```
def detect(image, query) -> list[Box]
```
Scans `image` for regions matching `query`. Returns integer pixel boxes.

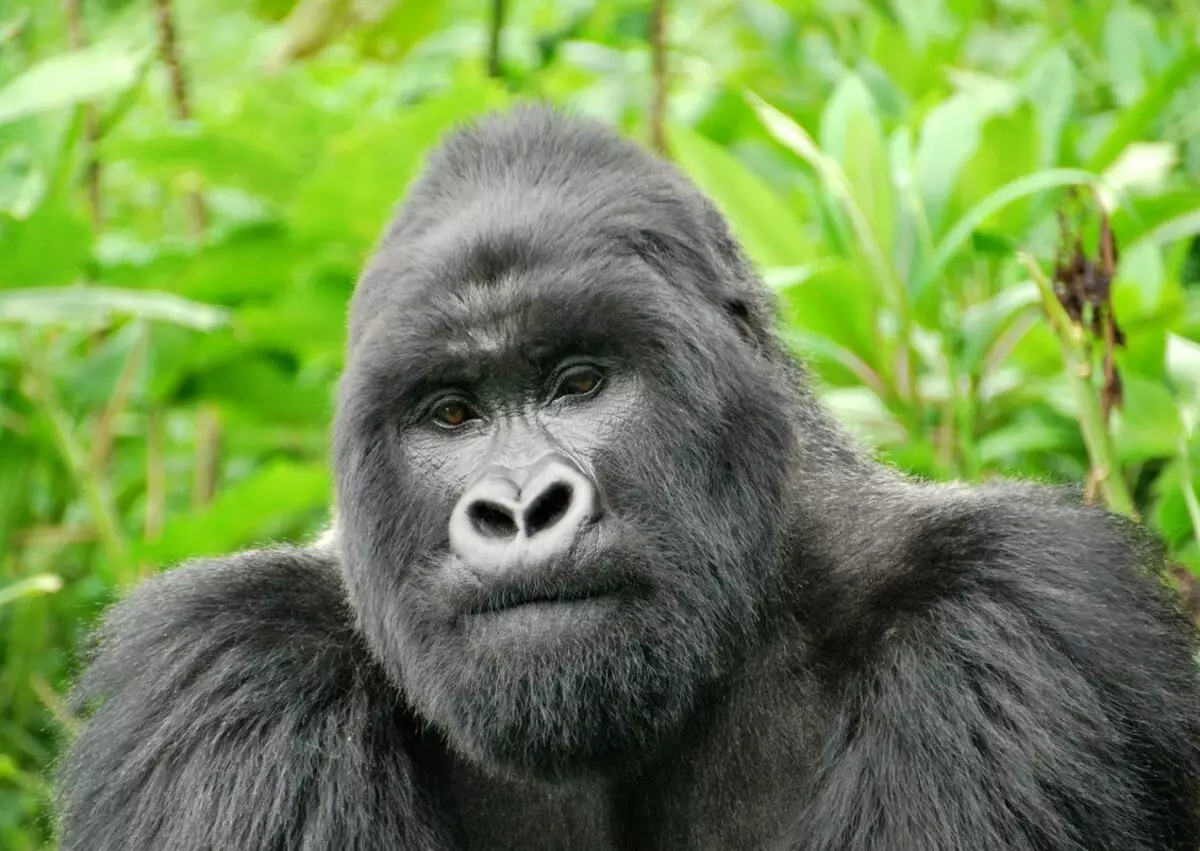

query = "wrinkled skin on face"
[332,110,805,778]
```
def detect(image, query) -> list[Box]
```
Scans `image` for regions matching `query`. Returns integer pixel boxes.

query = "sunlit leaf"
[819,75,896,259]
[1112,372,1184,463]
[0,43,149,126]
[135,461,332,567]
[670,125,814,268]
[913,75,1019,229]
[1023,46,1075,169]
[915,168,1102,299]
[0,575,62,608]
[0,287,228,330]
[1085,45,1199,172]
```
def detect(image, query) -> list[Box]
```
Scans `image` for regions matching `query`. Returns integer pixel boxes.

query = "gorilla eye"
[552,365,604,400]
[431,399,477,429]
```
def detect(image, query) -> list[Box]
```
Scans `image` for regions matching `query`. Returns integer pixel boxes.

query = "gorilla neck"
[409,623,826,850]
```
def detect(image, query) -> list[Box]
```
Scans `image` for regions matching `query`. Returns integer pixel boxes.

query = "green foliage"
[2,0,1200,847]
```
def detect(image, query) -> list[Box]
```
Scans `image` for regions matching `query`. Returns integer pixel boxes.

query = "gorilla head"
[332,107,833,779]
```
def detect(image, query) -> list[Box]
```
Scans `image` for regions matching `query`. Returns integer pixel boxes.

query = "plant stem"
[61,0,103,228]
[21,340,128,573]
[151,0,206,238]
[649,0,668,155]
[1019,252,1135,517]
[487,0,506,78]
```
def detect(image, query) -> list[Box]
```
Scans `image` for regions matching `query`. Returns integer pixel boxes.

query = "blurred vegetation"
[2,0,1200,846]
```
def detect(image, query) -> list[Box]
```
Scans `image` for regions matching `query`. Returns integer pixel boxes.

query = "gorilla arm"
[55,546,450,851]
[788,484,1200,851]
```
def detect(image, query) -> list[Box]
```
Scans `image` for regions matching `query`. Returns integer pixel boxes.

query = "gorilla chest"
[423,659,825,850]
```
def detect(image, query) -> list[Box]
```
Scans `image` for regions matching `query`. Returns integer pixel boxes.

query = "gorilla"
[57,106,1200,851]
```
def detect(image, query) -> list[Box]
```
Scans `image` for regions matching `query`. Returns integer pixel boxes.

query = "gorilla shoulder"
[56,546,450,851]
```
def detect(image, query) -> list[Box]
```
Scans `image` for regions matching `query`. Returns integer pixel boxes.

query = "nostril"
[466,500,519,540]
[523,482,573,536]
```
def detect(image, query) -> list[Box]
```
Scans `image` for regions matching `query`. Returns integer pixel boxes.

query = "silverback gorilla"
[57,106,1200,851]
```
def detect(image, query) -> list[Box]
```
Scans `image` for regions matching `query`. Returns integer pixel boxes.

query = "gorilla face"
[333,113,799,778]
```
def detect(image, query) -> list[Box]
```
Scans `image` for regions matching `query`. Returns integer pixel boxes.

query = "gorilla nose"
[449,454,601,572]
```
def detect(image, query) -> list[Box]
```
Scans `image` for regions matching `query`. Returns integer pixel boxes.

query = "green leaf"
[947,104,1039,238]
[355,0,449,61]
[669,125,814,269]
[102,126,305,202]
[1112,372,1184,463]
[915,168,1101,299]
[292,81,509,250]
[913,76,1019,229]
[819,75,896,259]
[1131,209,1200,251]
[1085,45,1199,173]
[1023,46,1076,169]
[776,258,884,379]
[0,287,228,330]
[958,281,1040,372]
[0,144,46,219]
[1166,334,1200,399]
[747,92,904,312]
[977,416,1078,465]
[0,43,148,126]
[136,461,331,567]
[0,575,62,608]
[1110,192,1200,248]
[1102,4,1159,108]
[0,194,90,287]
[270,0,356,65]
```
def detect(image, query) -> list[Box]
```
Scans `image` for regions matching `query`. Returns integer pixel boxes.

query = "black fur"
[56,106,1200,851]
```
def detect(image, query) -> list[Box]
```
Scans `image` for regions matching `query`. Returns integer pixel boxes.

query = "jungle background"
[2,0,1199,846]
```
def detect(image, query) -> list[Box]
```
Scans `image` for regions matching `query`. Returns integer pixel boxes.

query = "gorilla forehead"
[348,107,736,348]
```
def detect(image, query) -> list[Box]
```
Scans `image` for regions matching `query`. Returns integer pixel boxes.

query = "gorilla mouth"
[465,576,637,617]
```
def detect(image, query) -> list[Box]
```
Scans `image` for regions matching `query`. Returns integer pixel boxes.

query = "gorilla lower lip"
[470,584,630,617]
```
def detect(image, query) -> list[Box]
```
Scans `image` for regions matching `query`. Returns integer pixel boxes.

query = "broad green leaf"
[0,43,148,126]
[102,127,305,202]
[1102,4,1159,108]
[777,259,885,379]
[890,0,956,49]
[1112,240,1175,324]
[1131,209,1200,251]
[958,281,1040,372]
[292,81,509,249]
[1110,192,1200,249]
[819,75,896,260]
[913,75,1019,229]
[195,356,329,424]
[0,195,90,287]
[915,168,1101,299]
[977,416,1078,465]
[747,93,903,311]
[356,0,449,61]
[1023,46,1075,169]
[1085,45,1199,172]
[0,287,228,330]
[947,105,1039,238]
[1103,142,1177,194]
[135,461,331,568]
[1113,372,1184,463]
[670,125,814,269]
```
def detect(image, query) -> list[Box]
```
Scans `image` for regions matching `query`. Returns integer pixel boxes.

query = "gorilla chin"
[389,513,770,779]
